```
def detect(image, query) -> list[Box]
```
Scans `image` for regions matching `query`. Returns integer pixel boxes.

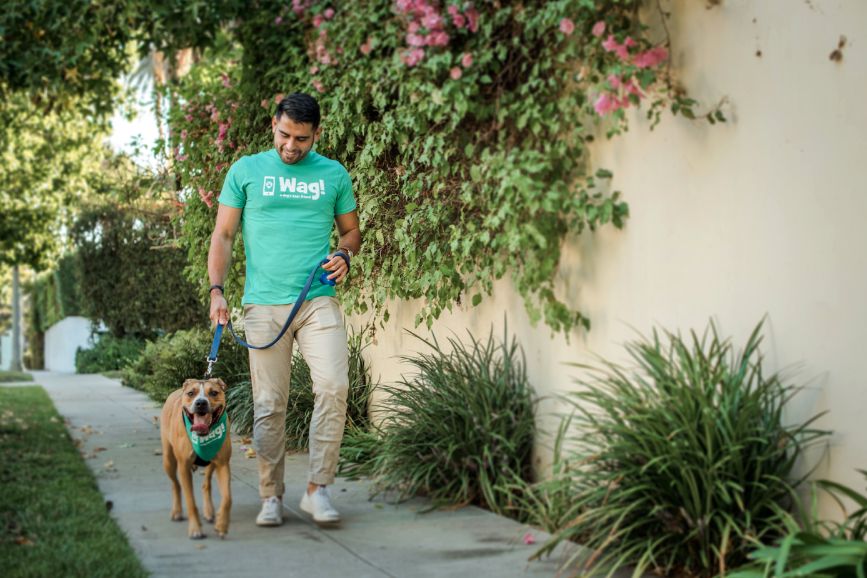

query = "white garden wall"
[44,316,94,373]
[349,0,867,516]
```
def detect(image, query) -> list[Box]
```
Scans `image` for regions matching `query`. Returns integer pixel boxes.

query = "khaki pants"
[244,297,349,498]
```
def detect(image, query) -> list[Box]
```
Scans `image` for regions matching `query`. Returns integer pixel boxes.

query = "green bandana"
[183,410,228,463]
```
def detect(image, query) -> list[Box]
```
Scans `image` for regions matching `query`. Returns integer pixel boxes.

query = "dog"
[160,378,232,539]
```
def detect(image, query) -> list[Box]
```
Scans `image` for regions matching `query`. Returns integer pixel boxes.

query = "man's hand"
[323,252,350,284]
[210,291,229,327]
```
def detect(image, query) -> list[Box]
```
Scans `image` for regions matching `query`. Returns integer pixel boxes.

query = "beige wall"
[349,0,867,512]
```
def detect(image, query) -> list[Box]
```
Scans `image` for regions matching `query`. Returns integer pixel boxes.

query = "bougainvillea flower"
[461,52,473,68]
[559,18,575,36]
[592,21,606,37]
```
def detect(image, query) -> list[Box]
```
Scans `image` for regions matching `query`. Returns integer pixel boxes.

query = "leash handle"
[319,251,351,287]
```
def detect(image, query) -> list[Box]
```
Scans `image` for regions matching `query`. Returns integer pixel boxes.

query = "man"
[208,92,360,527]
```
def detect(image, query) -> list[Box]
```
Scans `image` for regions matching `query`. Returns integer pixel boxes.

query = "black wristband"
[332,251,351,269]
[209,284,224,295]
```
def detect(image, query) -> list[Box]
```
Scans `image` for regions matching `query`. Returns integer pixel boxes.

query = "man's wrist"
[209,284,224,296]
[337,246,354,259]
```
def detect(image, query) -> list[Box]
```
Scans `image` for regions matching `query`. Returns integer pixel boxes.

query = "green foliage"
[227,327,376,451]
[71,203,205,339]
[349,327,536,514]
[121,327,249,402]
[0,371,32,383]
[731,472,867,578]
[0,386,147,578]
[534,320,828,577]
[75,335,146,374]
[26,253,83,333]
[166,0,715,334]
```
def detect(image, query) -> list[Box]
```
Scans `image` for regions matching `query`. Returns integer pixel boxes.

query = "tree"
[0,95,108,369]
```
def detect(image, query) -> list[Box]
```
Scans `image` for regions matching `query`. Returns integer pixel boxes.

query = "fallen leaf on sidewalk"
[153,449,163,456]
[119,443,135,448]
[245,448,257,458]
[195,544,207,550]
[103,460,116,471]
[94,447,107,452]
[522,532,536,545]
[241,437,252,444]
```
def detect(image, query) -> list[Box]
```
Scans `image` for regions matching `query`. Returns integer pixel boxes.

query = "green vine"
[168,0,720,334]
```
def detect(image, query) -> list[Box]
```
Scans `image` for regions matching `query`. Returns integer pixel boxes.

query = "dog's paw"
[171,512,185,522]
[204,515,215,524]
[189,530,206,540]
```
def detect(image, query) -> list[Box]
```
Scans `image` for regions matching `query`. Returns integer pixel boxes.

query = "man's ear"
[212,378,228,392]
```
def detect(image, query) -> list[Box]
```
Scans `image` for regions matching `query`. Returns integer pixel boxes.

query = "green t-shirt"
[218,149,356,305]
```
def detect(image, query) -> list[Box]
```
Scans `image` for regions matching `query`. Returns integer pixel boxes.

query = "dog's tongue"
[191,414,211,435]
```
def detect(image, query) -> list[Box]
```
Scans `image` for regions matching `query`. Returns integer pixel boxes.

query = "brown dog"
[160,378,232,539]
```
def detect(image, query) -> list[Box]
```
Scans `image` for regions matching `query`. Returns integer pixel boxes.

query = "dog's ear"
[212,378,228,392]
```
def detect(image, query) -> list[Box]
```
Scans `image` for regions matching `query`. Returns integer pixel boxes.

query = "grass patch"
[0,371,32,383]
[100,370,124,380]
[0,386,147,578]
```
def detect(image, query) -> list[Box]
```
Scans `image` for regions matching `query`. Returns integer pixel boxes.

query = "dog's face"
[181,378,227,435]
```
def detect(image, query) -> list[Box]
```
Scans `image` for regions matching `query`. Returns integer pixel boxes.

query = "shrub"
[355,327,536,515]
[731,471,867,577]
[227,327,375,451]
[534,321,828,577]
[121,327,249,402]
[75,335,146,374]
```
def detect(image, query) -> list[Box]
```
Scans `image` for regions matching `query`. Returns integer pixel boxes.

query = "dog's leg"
[214,462,232,538]
[202,463,215,524]
[162,441,183,521]
[179,462,204,539]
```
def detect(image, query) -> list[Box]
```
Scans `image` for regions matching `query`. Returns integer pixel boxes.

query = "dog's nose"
[193,398,209,413]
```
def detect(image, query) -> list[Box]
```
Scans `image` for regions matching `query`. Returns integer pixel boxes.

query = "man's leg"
[244,304,294,524]
[293,297,350,522]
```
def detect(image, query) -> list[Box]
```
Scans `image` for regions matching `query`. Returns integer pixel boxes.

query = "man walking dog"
[208,92,361,527]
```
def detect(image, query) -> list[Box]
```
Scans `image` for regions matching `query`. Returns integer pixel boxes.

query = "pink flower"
[427,31,449,47]
[260,98,269,109]
[324,7,335,19]
[408,21,420,34]
[406,32,426,47]
[313,14,324,27]
[592,20,606,37]
[594,92,619,115]
[607,74,622,90]
[466,6,479,32]
[292,0,311,15]
[451,12,466,28]
[523,532,536,545]
[360,37,373,55]
[198,187,214,208]
[312,79,325,93]
[184,113,193,122]
[180,129,188,141]
[559,18,575,36]
[624,37,636,48]
[221,73,232,88]
[602,35,619,52]
[274,16,283,25]
[274,93,285,104]
[461,52,473,68]
[309,65,320,75]
[422,13,442,30]
[401,47,425,66]
[450,66,462,80]
[633,46,669,68]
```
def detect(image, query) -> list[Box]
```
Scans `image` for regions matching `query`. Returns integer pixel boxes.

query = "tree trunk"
[10,264,23,371]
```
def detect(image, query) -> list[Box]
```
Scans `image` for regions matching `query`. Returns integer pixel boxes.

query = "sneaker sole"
[256,519,284,527]
[299,504,340,525]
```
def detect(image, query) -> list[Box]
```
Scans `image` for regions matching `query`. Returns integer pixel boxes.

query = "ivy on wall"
[169,0,719,333]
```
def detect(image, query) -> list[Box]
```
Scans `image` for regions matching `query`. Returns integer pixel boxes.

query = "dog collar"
[183,410,228,463]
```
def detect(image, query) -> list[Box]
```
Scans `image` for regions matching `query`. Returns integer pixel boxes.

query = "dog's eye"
[209,390,219,397]
[187,391,196,397]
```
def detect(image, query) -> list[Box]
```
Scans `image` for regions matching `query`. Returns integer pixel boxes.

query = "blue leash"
[205,252,349,377]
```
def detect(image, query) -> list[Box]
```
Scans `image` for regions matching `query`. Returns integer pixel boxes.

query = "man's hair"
[275,93,321,128]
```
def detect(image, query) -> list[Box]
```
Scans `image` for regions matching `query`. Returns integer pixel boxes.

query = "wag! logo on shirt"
[262,176,327,201]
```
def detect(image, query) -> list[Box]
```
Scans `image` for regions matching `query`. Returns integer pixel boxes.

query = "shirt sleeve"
[218,158,247,208]
[335,167,357,215]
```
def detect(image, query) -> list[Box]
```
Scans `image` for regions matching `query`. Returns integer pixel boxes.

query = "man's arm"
[208,204,243,325]
[323,210,361,284]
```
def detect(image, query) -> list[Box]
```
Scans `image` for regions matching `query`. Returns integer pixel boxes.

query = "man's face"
[271,115,320,165]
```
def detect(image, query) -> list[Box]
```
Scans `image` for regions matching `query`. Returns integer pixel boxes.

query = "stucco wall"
[348,0,867,513]
[44,316,94,373]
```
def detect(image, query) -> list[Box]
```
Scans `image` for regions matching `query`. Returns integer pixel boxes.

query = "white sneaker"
[300,486,340,524]
[256,496,284,526]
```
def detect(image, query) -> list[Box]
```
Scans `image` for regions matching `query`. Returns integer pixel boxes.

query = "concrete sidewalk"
[25,371,576,577]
